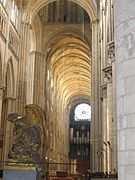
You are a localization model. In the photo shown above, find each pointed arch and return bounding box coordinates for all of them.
[44,28,92,52]
[23,0,96,23]
[5,58,15,97]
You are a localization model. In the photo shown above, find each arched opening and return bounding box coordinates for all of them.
[0,0,121,178]
[28,0,93,175]
[69,102,91,174]
[42,1,91,173]
[26,0,96,24]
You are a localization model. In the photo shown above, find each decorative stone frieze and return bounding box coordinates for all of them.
[102,42,114,85]
[108,41,115,64]
[100,84,107,99]
[103,66,112,83]
[0,86,5,98]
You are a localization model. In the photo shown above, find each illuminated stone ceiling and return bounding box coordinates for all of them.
[30,0,93,109]
[46,33,91,108]
[20,0,96,23]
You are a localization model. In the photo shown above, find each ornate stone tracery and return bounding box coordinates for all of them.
[101,84,107,99]
[108,41,115,64]
[103,66,112,84]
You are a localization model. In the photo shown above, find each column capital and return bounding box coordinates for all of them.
[30,51,46,57]
[92,19,99,25]
[21,21,32,31]
[92,19,99,29]
[6,97,16,101]
[0,86,6,98]
[21,21,31,26]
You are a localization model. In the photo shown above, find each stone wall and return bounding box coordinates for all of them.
[114,0,135,179]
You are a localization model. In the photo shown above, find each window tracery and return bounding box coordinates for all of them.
[74,103,91,121]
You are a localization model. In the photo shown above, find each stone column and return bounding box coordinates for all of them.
[0,86,5,130]
[0,94,16,168]
[102,64,113,174]
[112,60,117,172]
[106,70,113,174]
[5,97,15,161]
[91,19,100,172]
[108,41,117,172]
[16,22,31,115]
[3,97,16,163]
[114,1,135,179]
[102,41,117,173]
[101,84,107,172]
[0,86,5,169]
[27,51,46,108]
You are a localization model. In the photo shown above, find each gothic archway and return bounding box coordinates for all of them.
[24,0,96,23]
[26,0,99,173]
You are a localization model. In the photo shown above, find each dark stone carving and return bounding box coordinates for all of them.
[108,41,115,64]
[7,104,45,164]
[101,84,107,99]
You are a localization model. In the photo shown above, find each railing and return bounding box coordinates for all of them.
[0,3,7,39]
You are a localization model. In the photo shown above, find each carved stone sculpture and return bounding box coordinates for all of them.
[7,104,45,164]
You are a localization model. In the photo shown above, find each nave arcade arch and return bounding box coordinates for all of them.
[25,0,99,173]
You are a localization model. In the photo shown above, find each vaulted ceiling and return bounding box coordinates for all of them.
[46,32,91,108]
[31,0,92,110]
